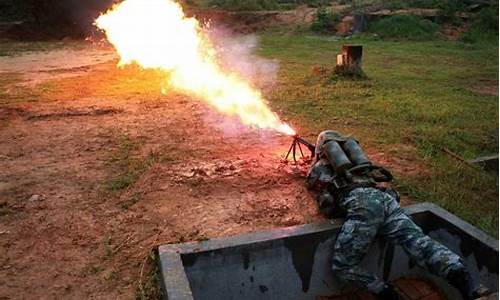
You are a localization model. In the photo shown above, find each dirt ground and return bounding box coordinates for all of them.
[0,45,417,299]
[0,47,116,87]
[0,45,323,299]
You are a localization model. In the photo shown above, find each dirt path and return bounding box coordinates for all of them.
[0,46,323,299]
[0,45,116,86]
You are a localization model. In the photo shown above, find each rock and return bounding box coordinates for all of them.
[29,194,43,202]
[281,216,299,226]
[335,15,355,36]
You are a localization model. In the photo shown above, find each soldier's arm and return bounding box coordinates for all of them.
[306,159,337,217]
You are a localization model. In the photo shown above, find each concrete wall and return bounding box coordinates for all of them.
[158,203,498,300]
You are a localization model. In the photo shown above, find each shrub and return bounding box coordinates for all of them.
[439,0,467,16]
[2,0,114,39]
[460,6,499,43]
[299,0,332,8]
[369,15,440,40]
[311,7,339,33]
[0,0,29,22]
[209,0,332,10]
[208,0,279,10]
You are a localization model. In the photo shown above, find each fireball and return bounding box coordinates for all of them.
[95,0,295,135]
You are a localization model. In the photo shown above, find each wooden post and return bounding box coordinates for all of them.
[335,45,364,77]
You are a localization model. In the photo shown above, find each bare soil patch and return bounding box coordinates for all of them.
[469,79,499,96]
[0,45,116,86]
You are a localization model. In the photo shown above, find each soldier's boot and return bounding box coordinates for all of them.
[373,284,403,300]
[447,268,491,300]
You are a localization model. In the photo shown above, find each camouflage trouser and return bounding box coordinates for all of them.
[332,187,466,293]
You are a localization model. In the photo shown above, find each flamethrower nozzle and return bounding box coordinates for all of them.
[285,135,315,163]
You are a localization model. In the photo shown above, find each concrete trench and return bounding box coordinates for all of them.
[158,203,498,300]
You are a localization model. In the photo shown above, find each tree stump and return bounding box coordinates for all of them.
[335,45,365,77]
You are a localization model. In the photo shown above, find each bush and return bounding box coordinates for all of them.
[369,15,440,40]
[311,7,339,33]
[460,6,499,43]
[0,0,29,22]
[2,0,114,39]
[296,0,332,8]
[440,0,467,16]
[208,0,279,10]
[352,0,470,11]
[209,0,331,10]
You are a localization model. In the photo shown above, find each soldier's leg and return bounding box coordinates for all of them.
[380,200,465,276]
[332,188,386,293]
[380,196,479,299]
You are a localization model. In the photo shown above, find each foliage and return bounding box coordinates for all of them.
[369,15,440,40]
[286,0,332,8]
[338,0,471,10]
[208,0,279,10]
[334,0,479,23]
[311,7,339,33]
[136,251,161,300]
[0,0,29,22]
[1,0,114,39]
[439,0,467,17]
[207,0,331,10]
[460,6,499,43]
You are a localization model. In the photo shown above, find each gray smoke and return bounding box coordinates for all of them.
[199,25,282,139]
[205,25,279,90]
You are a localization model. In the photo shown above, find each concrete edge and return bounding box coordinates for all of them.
[404,203,499,252]
[160,219,344,254]
[157,250,194,300]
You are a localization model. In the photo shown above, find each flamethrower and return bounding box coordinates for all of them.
[285,134,315,163]
[285,132,393,183]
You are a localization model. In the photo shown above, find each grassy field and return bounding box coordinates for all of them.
[258,29,499,236]
[1,30,497,238]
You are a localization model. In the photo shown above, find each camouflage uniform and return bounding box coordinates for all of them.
[331,187,467,293]
[306,130,469,294]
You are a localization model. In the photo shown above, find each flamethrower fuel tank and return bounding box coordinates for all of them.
[324,140,352,172]
[343,138,371,166]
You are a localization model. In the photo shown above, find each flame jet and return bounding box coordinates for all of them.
[95,0,295,135]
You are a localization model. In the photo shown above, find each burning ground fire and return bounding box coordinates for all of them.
[95,0,295,136]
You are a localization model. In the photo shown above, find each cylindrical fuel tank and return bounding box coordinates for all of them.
[324,140,352,172]
[343,138,371,166]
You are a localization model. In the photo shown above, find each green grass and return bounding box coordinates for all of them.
[369,15,440,40]
[137,251,162,300]
[105,135,178,193]
[106,136,157,192]
[257,29,498,236]
[186,0,330,10]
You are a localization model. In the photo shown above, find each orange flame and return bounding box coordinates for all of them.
[95,0,295,135]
